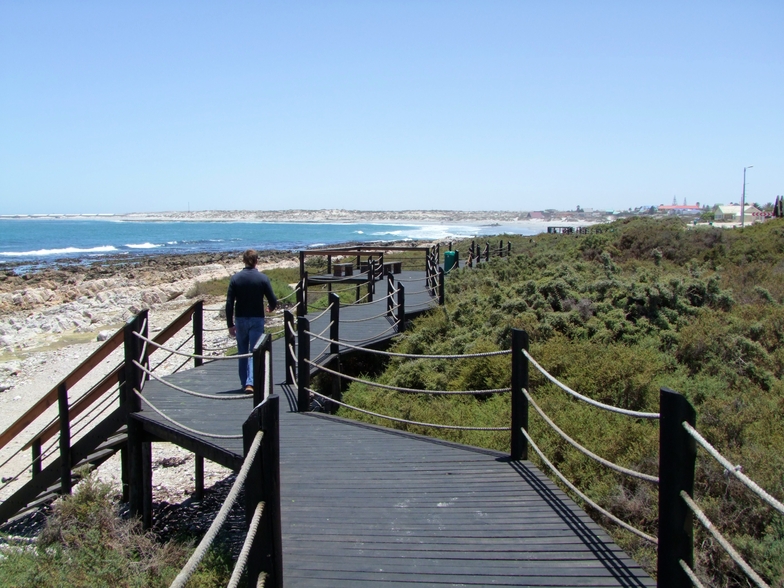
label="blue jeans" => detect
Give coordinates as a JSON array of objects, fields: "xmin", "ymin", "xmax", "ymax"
[{"xmin": 235, "ymin": 316, "xmax": 265, "ymax": 388}]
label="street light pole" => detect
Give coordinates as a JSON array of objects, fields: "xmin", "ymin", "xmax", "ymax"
[{"xmin": 741, "ymin": 165, "xmax": 754, "ymax": 228}]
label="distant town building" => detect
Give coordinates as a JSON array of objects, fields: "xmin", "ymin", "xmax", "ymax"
[
  {"xmin": 657, "ymin": 203, "xmax": 702, "ymax": 215},
  {"xmin": 527, "ymin": 211, "xmax": 545, "ymax": 220},
  {"xmin": 714, "ymin": 204, "xmax": 762, "ymax": 224}
]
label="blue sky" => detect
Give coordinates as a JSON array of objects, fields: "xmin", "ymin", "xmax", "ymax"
[{"xmin": 1, "ymin": 1, "xmax": 782, "ymax": 214}]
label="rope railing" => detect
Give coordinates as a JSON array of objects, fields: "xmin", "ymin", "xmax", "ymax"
[
  {"xmin": 520, "ymin": 427, "xmax": 658, "ymax": 544},
  {"xmin": 682, "ymin": 422, "xmax": 784, "ymax": 515},
  {"xmin": 288, "ymin": 365, "xmax": 298, "ymax": 387},
  {"xmin": 306, "ymin": 359, "xmax": 510, "ymax": 395},
  {"xmin": 133, "ymin": 361, "xmax": 250, "ymax": 401},
  {"xmin": 522, "ymin": 349, "xmax": 660, "ymax": 419},
  {"xmin": 227, "ymin": 501, "xmax": 265, "ymax": 588},
  {"xmin": 134, "ymin": 390, "xmax": 243, "ymax": 439},
  {"xmin": 169, "ymin": 430, "xmax": 264, "ymax": 588},
  {"xmin": 680, "ymin": 560, "xmax": 707, "ymax": 588},
  {"xmin": 523, "ymin": 388, "xmax": 658, "ymax": 483},
  {"xmin": 306, "ymin": 388, "xmax": 508, "ymax": 431},
  {"xmin": 286, "ymin": 321, "xmax": 297, "ymax": 337},
  {"xmin": 680, "ymin": 491, "xmax": 770, "ymax": 588},
  {"xmin": 151, "ymin": 334, "xmax": 195, "ymax": 372},
  {"xmin": 339, "ymin": 308, "xmax": 399, "ymax": 323},
  {"xmin": 335, "ymin": 320, "xmax": 399, "ymax": 343},
  {"xmin": 133, "ymin": 332, "xmax": 253, "ymax": 360},
  {"xmin": 307, "ymin": 302, "xmax": 335, "ymax": 323},
  {"xmin": 306, "ymin": 329, "xmax": 511, "ymax": 359}
]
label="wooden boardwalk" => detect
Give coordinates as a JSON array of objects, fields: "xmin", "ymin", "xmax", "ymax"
[{"xmin": 135, "ymin": 271, "xmax": 654, "ymax": 587}]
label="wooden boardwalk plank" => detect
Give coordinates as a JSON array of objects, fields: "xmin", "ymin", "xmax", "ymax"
[{"xmin": 135, "ymin": 271, "xmax": 654, "ymax": 587}]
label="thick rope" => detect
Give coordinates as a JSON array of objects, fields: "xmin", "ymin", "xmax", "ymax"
[
  {"xmin": 308, "ymin": 303, "xmax": 334, "ymax": 322},
  {"xmin": 202, "ymin": 326, "xmax": 230, "ymax": 332},
  {"xmin": 133, "ymin": 361, "xmax": 249, "ymax": 401},
  {"xmin": 169, "ymin": 431, "xmax": 264, "ymax": 588},
  {"xmin": 287, "ymin": 343, "xmax": 297, "ymax": 364},
  {"xmin": 288, "ymin": 365, "xmax": 298, "ymax": 387},
  {"xmin": 680, "ymin": 560, "xmax": 707, "ymax": 588},
  {"xmin": 306, "ymin": 388, "xmax": 507, "ymax": 431},
  {"xmin": 521, "ymin": 427, "xmax": 658, "ymax": 544},
  {"xmin": 337, "ymin": 320, "xmax": 399, "ymax": 343},
  {"xmin": 135, "ymin": 390, "xmax": 244, "ymax": 439},
  {"xmin": 340, "ymin": 308, "xmax": 399, "ymax": 323},
  {"xmin": 133, "ymin": 331, "xmax": 252, "ymax": 360},
  {"xmin": 680, "ymin": 491, "xmax": 770, "ymax": 588},
  {"xmin": 307, "ymin": 330, "xmax": 510, "ymax": 359},
  {"xmin": 523, "ymin": 350, "xmax": 660, "ymax": 419},
  {"xmin": 227, "ymin": 501, "xmax": 265, "ymax": 588},
  {"xmin": 350, "ymin": 291, "xmax": 372, "ymax": 304},
  {"xmin": 306, "ymin": 359, "xmax": 510, "ymax": 395},
  {"xmin": 523, "ymin": 388, "xmax": 658, "ymax": 483},
  {"xmin": 286, "ymin": 321, "xmax": 297, "ymax": 336},
  {"xmin": 683, "ymin": 422, "xmax": 784, "ymax": 515}
]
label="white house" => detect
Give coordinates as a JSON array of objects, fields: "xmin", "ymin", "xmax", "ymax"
[{"xmin": 714, "ymin": 205, "xmax": 762, "ymax": 224}]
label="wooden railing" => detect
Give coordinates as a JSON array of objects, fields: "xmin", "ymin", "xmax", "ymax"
[{"xmin": 0, "ymin": 300, "xmax": 205, "ymax": 520}]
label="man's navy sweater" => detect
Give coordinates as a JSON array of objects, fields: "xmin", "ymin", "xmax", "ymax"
[{"xmin": 225, "ymin": 267, "xmax": 278, "ymax": 328}]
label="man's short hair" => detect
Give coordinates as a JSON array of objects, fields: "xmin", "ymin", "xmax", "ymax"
[{"xmin": 243, "ymin": 249, "xmax": 258, "ymax": 267}]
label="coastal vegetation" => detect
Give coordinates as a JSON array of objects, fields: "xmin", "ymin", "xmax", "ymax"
[
  {"xmin": 332, "ymin": 217, "xmax": 784, "ymax": 586},
  {"xmin": 0, "ymin": 472, "xmax": 232, "ymax": 587}
]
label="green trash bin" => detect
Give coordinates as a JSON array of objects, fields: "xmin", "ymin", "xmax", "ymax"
[{"xmin": 444, "ymin": 250, "xmax": 458, "ymax": 273}]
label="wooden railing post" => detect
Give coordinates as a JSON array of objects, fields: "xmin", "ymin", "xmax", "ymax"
[
  {"xmin": 297, "ymin": 317, "xmax": 311, "ymax": 412},
  {"xmin": 284, "ymin": 310, "xmax": 295, "ymax": 385},
  {"xmin": 31, "ymin": 437, "xmax": 41, "ymax": 478},
  {"xmin": 507, "ymin": 241, "xmax": 512, "ymax": 256},
  {"xmin": 252, "ymin": 334, "xmax": 270, "ymax": 406},
  {"xmin": 367, "ymin": 260, "xmax": 375, "ymax": 303},
  {"xmin": 499, "ymin": 239, "xmax": 503, "ymax": 258},
  {"xmin": 57, "ymin": 382, "xmax": 72, "ymax": 495},
  {"xmin": 387, "ymin": 274, "xmax": 395, "ymax": 319},
  {"xmin": 470, "ymin": 241, "xmax": 475, "ymax": 268},
  {"xmin": 297, "ymin": 274, "xmax": 308, "ymax": 317},
  {"xmin": 194, "ymin": 454, "xmax": 204, "ymax": 502},
  {"xmin": 438, "ymin": 267, "xmax": 445, "ymax": 305},
  {"xmin": 658, "ymin": 387, "xmax": 697, "ymax": 588},
  {"xmin": 193, "ymin": 300, "xmax": 204, "ymax": 367},
  {"xmin": 243, "ymin": 394, "xmax": 282, "ymax": 588},
  {"xmin": 124, "ymin": 310, "xmax": 148, "ymax": 520},
  {"xmin": 484, "ymin": 242, "xmax": 490, "ymax": 262},
  {"xmin": 329, "ymin": 292, "xmax": 340, "ymax": 356},
  {"xmin": 397, "ymin": 283, "xmax": 406, "ymax": 333},
  {"xmin": 193, "ymin": 300, "xmax": 203, "ymax": 368},
  {"xmin": 511, "ymin": 329, "xmax": 529, "ymax": 460}
]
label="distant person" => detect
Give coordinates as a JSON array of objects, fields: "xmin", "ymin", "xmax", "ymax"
[{"xmin": 226, "ymin": 250, "xmax": 277, "ymax": 393}]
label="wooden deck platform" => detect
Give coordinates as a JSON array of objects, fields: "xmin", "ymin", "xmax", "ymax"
[{"xmin": 135, "ymin": 274, "xmax": 654, "ymax": 587}]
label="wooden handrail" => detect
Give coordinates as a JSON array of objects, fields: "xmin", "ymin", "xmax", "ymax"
[
  {"xmin": 22, "ymin": 366, "xmax": 122, "ymax": 450},
  {"xmin": 0, "ymin": 300, "xmax": 201, "ymax": 454},
  {"xmin": 0, "ymin": 326, "xmax": 125, "ymax": 452}
]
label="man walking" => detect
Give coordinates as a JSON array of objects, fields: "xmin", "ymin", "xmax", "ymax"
[{"xmin": 226, "ymin": 250, "xmax": 277, "ymax": 393}]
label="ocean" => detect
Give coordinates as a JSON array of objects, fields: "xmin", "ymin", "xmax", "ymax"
[{"xmin": 0, "ymin": 218, "xmax": 549, "ymax": 268}]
